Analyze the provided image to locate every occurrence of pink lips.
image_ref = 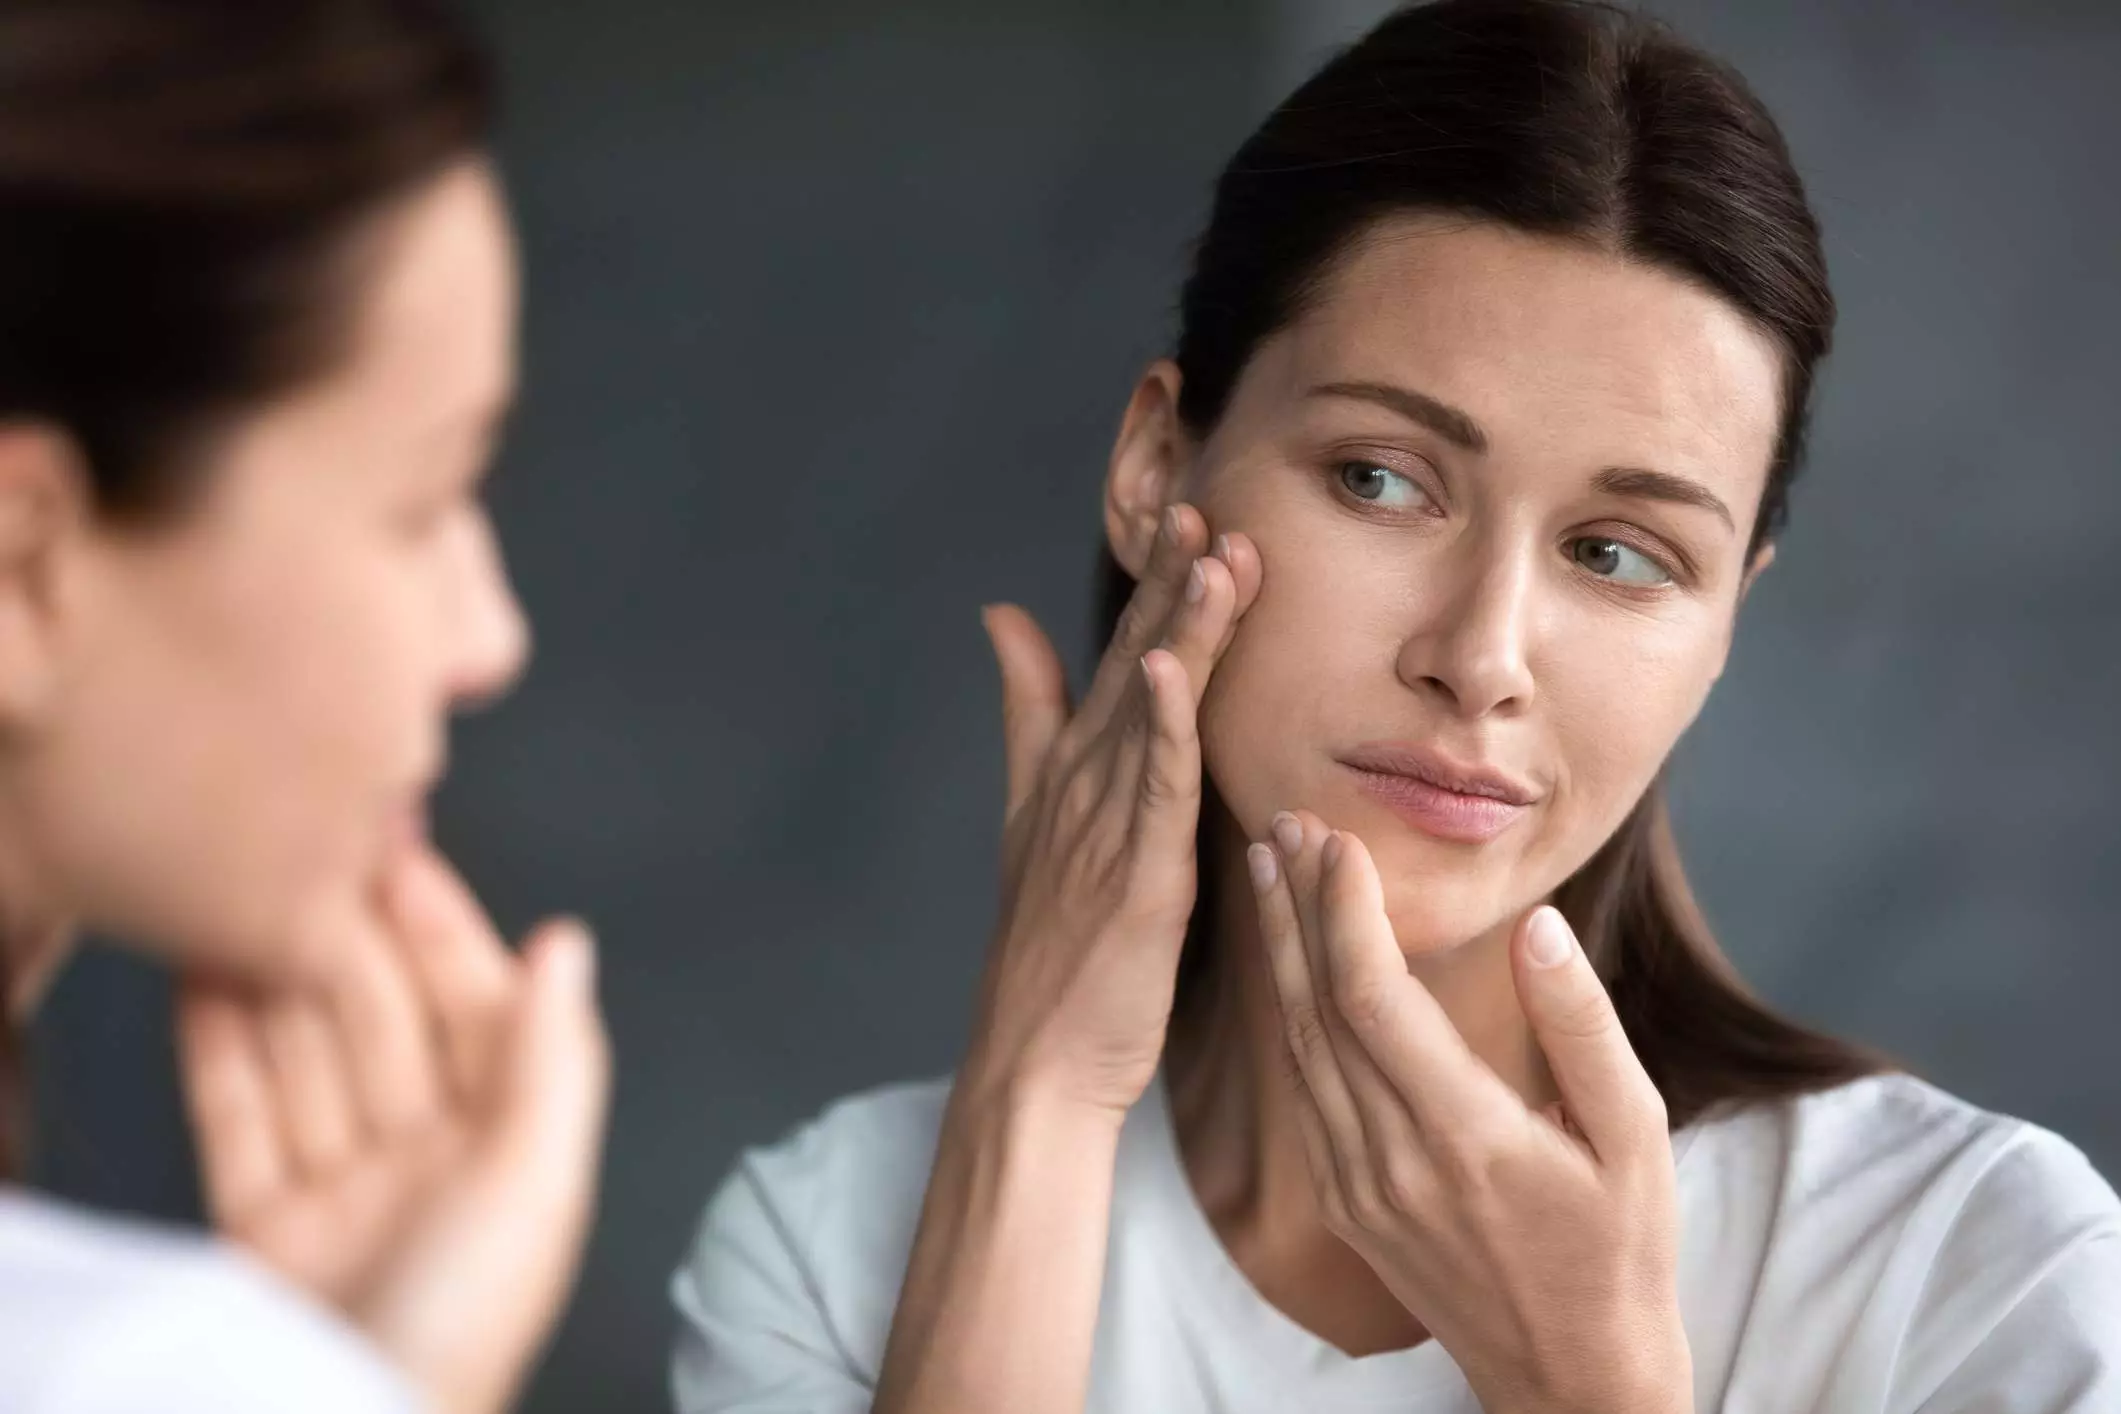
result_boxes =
[1339,742,1538,845]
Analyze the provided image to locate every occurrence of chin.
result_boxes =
[1365,833,1532,957]
[219,835,378,986]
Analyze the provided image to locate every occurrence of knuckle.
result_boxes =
[1283,1006,1332,1063]
[1115,597,1159,651]
[1551,991,1619,1043]
[1139,755,1194,810]
[1330,970,1390,1030]
[1381,1153,1429,1214]
[1318,1182,1356,1238]
[1344,1169,1393,1232]
[1631,1081,1670,1138]
[1057,765,1104,825]
[1432,1122,1505,1192]
[1618,1099,1674,1168]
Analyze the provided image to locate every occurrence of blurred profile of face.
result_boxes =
[2,160,526,986]
[1112,214,1783,956]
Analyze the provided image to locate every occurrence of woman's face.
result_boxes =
[1120,215,1784,956]
[10,160,525,984]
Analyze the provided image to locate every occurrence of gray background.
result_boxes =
[29,2,2121,1410]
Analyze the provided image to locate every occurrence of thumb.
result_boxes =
[982,603,1070,816]
[1511,906,1664,1162]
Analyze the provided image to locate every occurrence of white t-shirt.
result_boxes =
[671,1070,2121,1413]
[0,1189,420,1414]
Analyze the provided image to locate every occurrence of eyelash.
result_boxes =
[1327,454,1446,516]
[1322,457,1694,591]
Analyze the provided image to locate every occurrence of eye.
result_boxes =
[1570,535,1672,587]
[1337,459,1432,510]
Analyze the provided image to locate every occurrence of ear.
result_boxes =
[0,424,94,730]
[1739,540,1777,602]
[1102,360,1191,578]
[1703,539,1778,689]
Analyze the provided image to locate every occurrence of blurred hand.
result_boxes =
[178,848,612,1414]
[968,503,1261,1119]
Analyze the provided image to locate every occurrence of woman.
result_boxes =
[672,1,2119,1410]
[0,2,608,1411]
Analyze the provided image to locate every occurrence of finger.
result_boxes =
[1252,821,1369,1172]
[981,603,1071,819]
[1300,828,1427,1162]
[1314,826,1517,1137]
[1206,528,1264,657]
[1512,905,1667,1163]
[176,984,289,1224]
[322,902,445,1140]
[258,997,361,1177]
[1078,503,1207,727]
[1278,813,1421,1173]
[386,850,519,1105]
[482,919,612,1197]
[1152,550,1239,711]
[1128,648,1207,864]
[1250,844,1346,1201]
[394,916,610,1397]
[1271,1015,1349,1227]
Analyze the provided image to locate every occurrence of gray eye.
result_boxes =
[1338,460,1427,509]
[1571,536,1670,586]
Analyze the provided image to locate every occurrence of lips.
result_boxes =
[1338,742,1540,844]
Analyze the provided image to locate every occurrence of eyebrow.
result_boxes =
[1307,378,1736,532]
[1309,380,1488,453]
[1591,466,1734,531]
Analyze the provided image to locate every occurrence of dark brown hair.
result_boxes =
[1108,0,1885,1128]
[0,0,494,1178]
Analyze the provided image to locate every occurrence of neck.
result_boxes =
[1163,804,1554,1351]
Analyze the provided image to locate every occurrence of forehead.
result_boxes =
[1247,214,1784,491]
[344,160,517,413]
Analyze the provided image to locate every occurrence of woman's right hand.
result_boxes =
[176,849,611,1414]
[968,503,1260,1120]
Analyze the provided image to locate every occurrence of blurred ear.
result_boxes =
[0,424,93,729]
[1739,540,1777,602]
[1102,360,1190,578]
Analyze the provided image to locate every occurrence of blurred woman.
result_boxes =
[0,3,609,1410]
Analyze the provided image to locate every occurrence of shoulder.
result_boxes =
[1682,1073,2121,1403]
[728,1075,954,1233]
[674,1076,952,1381]
[0,1190,416,1414]
[1695,1071,2117,1236]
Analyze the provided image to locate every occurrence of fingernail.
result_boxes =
[1271,811,1303,857]
[547,918,598,990]
[1140,652,1159,694]
[1322,832,1343,871]
[1162,505,1183,544]
[1214,533,1233,562]
[1246,843,1278,892]
[1528,907,1574,968]
[1185,560,1206,604]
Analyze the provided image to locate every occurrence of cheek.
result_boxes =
[1196,470,1401,833]
[1540,614,1724,847]
[63,530,445,969]
[206,535,436,779]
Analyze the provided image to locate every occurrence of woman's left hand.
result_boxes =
[177,847,610,1414]
[1248,810,1692,1414]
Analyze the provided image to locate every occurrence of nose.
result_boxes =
[447,512,531,712]
[1394,535,1537,719]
